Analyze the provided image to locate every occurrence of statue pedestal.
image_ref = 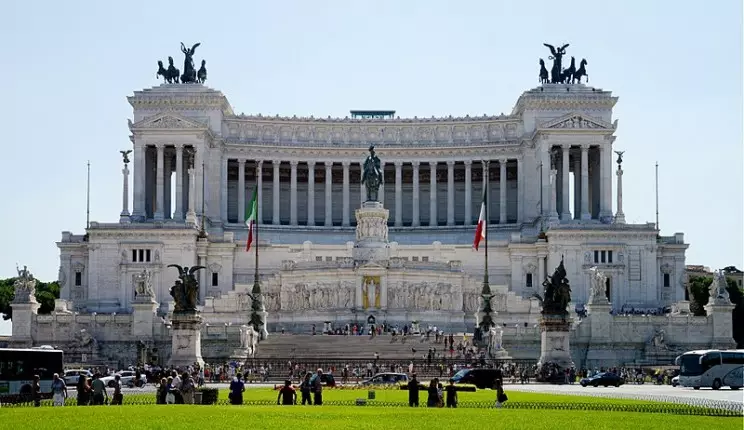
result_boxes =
[132,299,159,338]
[168,311,205,368]
[490,348,512,360]
[536,315,574,383]
[353,201,389,262]
[230,348,250,362]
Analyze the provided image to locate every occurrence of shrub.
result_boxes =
[197,387,219,405]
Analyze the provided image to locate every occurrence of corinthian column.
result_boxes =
[186,165,197,225]
[447,161,455,226]
[174,144,184,221]
[154,144,165,221]
[325,162,333,227]
[342,161,350,226]
[290,160,298,226]
[615,160,626,224]
[464,160,472,225]
[120,162,131,224]
[394,161,402,226]
[412,161,420,227]
[580,144,591,220]
[238,159,246,223]
[307,161,315,226]
[499,158,507,224]
[272,160,281,225]
[561,145,571,221]
[429,162,437,227]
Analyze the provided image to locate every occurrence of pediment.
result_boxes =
[540,112,615,130]
[128,113,207,131]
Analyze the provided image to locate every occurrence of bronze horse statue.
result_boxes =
[572,59,588,84]
[156,58,180,84]
[539,59,549,84]
[561,57,576,84]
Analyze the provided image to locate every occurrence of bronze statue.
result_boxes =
[533,258,572,317]
[573,59,588,84]
[543,43,569,84]
[120,150,132,164]
[166,57,180,83]
[167,264,206,312]
[180,42,201,84]
[561,57,576,84]
[361,145,383,202]
[197,60,207,84]
[539,59,549,84]
[614,151,624,165]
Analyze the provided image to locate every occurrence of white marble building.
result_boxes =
[10,81,734,368]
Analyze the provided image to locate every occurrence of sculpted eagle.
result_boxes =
[120,150,132,163]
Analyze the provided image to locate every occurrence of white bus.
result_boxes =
[0,347,64,402]
[675,349,744,390]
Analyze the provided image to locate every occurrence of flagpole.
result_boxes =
[86,161,91,229]
[483,160,489,291]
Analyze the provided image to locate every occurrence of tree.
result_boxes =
[0,278,60,320]
[686,275,744,347]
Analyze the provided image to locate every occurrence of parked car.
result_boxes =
[63,369,93,385]
[101,370,140,388]
[359,373,409,386]
[580,372,625,387]
[450,368,503,389]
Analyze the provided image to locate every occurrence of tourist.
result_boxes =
[229,374,245,405]
[494,380,508,408]
[312,368,323,405]
[156,378,168,404]
[50,373,68,406]
[299,372,313,405]
[181,372,196,405]
[445,379,458,408]
[408,374,420,407]
[76,375,91,406]
[31,375,41,407]
[277,380,297,405]
[426,378,440,407]
[110,375,123,405]
[91,374,108,405]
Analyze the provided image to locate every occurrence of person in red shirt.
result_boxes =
[277,380,296,405]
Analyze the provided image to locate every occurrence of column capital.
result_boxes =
[561,144,571,151]
[325,161,333,168]
[256,160,264,167]
[412,161,420,167]
[429,161,437,167]
[238,158,247,166]
[174,143,185,150]
[394,160,403,167]
[289,160,299,167]
[463,160,473,166]
[446,160,455,166]
[499,158,508,165]
[154,143,165,150]
[581,143,590,151]
[341,160,351,167]
[272,159,282,166]
[307,160,316,168]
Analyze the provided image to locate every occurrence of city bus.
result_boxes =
[675,349,744,390]
[0,347,64,402]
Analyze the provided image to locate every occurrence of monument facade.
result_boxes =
[8,44,735,369]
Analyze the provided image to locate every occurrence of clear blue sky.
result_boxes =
[1,1,742,334]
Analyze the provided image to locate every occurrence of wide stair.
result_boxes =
[255,334,453,360]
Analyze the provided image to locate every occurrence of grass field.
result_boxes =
[2,404,741,430]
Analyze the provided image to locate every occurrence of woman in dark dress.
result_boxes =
[77,375,91,405]
[426,378,440,407]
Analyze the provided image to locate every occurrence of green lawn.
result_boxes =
[2,405,741,430]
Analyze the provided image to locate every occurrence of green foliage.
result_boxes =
[0,278,60,320]
[197,387,219,404]
[687,275,744,347]
[688,276,712,316]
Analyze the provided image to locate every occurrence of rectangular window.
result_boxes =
[75,272,82,286]
[325,256,332,262]
[315,256,323,262]
[412,257,419,262]
[422,257,429,262]
[132,250,137,262]
[526,273,533,288]
[138,249,144,262]
[663,273,670,287]
[211,273,219,287]
[145,250,151,262]
[600,251,606,264]
[608,251,613,264]
[594,251,599,264]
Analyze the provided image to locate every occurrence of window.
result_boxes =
[211,273,219,287]
[600,251,606,263]
[421,256,429,262]
[325,256,332,262]
[131,249,152,263]
[608,251,613,263]
[721,351,744,365]
[74,272,82,286]
[412,257,419,262]
[663,273,670,287]
[594,251,599,264]
[526,273,533,288]
[315,256,323,262]
[593,250,615,264]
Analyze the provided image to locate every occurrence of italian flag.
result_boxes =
[245,186,258,251]
[473,191,486,250]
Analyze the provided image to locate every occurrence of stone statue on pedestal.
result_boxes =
[167,265,206,313]
[588,266,608,303]
[709,270,731,305]
[239,325,258,358]
[13,264,37,303]
[134,269,155,301]
[533,258,572,317]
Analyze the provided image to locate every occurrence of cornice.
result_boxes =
[512,85,618,115]
[128,84,234,116]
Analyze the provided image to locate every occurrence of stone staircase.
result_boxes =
[255,334,452,360]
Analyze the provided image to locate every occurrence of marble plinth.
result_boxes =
[536,315,574,383]
[168,311,205,368]
[353,201,389,262]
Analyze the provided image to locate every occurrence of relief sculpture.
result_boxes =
[284,282,354,311]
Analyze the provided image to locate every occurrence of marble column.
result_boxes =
[272,160,281,225]
[573,156,581,219]
[549,168,559,220]
[325,162,333,227]
[290,160,298,226]
[360,163,367,204]
[342,161,350,227]
[378,162,385,205]
[464,160,472,226]
[132,143,145,221]
[174,144,184,221]
[220,155,228,223]
[615,162,626,224]
[256,161,263,224]
[238,159,246,223]
[429,162,437,227]
[447,161,455,226]
[600,143,613,220]
[517,157,524,223]
[482,161,488,222]
[120,163,131,223]
[412,161,420,227]
[561,145,571,221]
[499,158,507,224]
[580,144,591,220]
[307,161,315,226]
[394,161,402,226]
[164,152,172,219]
[186,166,197,225]
[154,144,165,221]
